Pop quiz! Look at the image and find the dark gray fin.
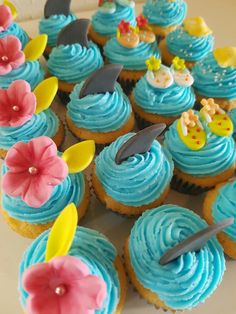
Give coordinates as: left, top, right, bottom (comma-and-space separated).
115, 124, 166, 165
44, 0, 71, 18
57, 19, 89, 47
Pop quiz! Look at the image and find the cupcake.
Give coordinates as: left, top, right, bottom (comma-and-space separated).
164, 101, 236, 194
89, 0, 136, 47
0, 2, 29, 47
203, 180, 236, 259
131, 56, 195, 127
1, 136, 95, 238
47, 19, 103, 103
124, 204, 227, 311
192, 47, 236, 111
160, 17, 214, 69
0, 35, 46, 89
0, 78, 64, 158
39, 0, 77, 58
104, 18, 160, 94
19, 204, 127, 314
67, 64, 135, 145
92, 125, 174, 216
143, 0, 187, 39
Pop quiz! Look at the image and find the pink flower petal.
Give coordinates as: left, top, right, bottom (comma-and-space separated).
27, 293, 60, 314
0, 5, 13, 31
28, 136, 58, 163
2, 171, 31, 197
5, 35, 22, 55
9, 50, 25, 69
7, 80, 31, 104
0, 63, 12, 75
41, 156, 68, 186
59, 290, 94, 314
5, 141, 32, 171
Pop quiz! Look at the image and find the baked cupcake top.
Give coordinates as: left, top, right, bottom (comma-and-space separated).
104, 18, 160, 71
128, 204, 225, 310
67, 64, 132, 133
166, 17, 214, 62
48, 19, 103, 83
95, 125, 174, 206
0, 3, 29, 47
164, 102, 236, 176
143, 0, 187, 28
19, 204, 120, 314
133, 56, 195, 116
0, 78, 59, 150
192, 47, 236, 100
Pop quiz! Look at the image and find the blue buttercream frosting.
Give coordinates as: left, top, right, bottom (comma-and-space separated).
129, 204, 225, 310
192, 52, 236, 100
0, 22, 29, 47
133, 75, 195, 116
0, 109, 59, 150
166, 28, 214, 62
91, 4, 135, 36
229, 109, 236, 136
67, 82, 132, 132
48, 42, 103, 83
0, 61, 45, 90
164, 117, 236, 176
104, 38, 160, 70
95, 133, 174, 206
19, 227, 120, 314
39, 14, 77, 47
143, 0, 187, 27
211, 181, 236, 241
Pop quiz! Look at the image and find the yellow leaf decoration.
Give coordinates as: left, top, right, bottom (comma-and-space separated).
146, 56, 161, 72
213, 47, 236, 69
45, 203, 78, 262
24, 34, 48, 61
3, 0, 17, 19
172, 56, 186, 71
62, 140, 95, 173
183, 17, 212, 37
34, 77, 58, 114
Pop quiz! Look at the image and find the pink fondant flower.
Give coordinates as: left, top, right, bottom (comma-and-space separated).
136, 15, 148, 28
0, 5, 13, 32
2, 136, 68, 207
0, 80, 36, 127
118, 20, 131, 34
23, 255, 107, 314
0, 35, 25, 75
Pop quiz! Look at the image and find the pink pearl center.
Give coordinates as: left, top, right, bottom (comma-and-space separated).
12, 105, 20, 112
28, 167, 38, 175
1, 55, 8, 62
54, 285, 66, 296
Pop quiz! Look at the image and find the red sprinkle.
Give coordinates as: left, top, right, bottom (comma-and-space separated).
196, 141, 200, 145
196, 128, 201, 132
226, 128, 230, 130
218, 122, 222, 126
192, 135, 196, 139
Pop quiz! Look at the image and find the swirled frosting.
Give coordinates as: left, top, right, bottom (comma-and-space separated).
0, 22, 29, 47
166, 28, 214, 62
95, 133, 174, 206
164, 117, 236, 176
39, 14, 77, 47
229, 109, 236, 135
192, 52, 236, 100
0, 61, 45, 90
19, 227, 120, 314
129, 205, 225, 310
91, 4, 135, 36
133, 75, 195, 116
211, 181, 236, 241
0, 109, 59, 150
143, 0, 187, 27
104, 38, 160, 70
67, 82, 132, 132
48, 42, 103, 83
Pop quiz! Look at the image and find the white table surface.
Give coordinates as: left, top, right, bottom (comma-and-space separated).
1, 1, 236, 313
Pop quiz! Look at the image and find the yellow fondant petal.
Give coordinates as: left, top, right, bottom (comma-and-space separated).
183, 17, 212, 37
213, 47, 236, 68
3, 0, 17, 19
45, 203, 78, 262
34, 77, 58, 114
177, 119, 206, 150
23, 34, 48, 61
62, 140, 95, 173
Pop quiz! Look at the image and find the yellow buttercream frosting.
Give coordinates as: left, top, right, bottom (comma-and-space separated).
183, 17, 212, 37
213, 47, 236, 68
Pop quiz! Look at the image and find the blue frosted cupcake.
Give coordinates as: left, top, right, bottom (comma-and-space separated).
124, 204, 225, 311
160, 17, 214, 69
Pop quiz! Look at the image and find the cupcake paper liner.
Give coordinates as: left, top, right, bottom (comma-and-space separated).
171, 175, 210, 195
57, 90, 70, 105
118, 77, 136, 96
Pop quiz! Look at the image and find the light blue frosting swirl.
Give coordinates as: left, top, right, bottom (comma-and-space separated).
95, 133, 174, 206
229, 109, 236, 136
0, 22, 29, 47
104, 38, 160, 70
0, 61, 45, 90
39, 14, 77, 47
0, 109, 59, 150
91, 4, 135, 36
129, 204, 225, 310
143, 0, 187, 27
212, 181, 236, 241
67, 82, 132, 132
192, 52, 236, 100
19, 227, 120, 314
48, 42, 103, 83
166, 28, 214, 62
164, 117, 236, 176
133, 75, 195, 116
